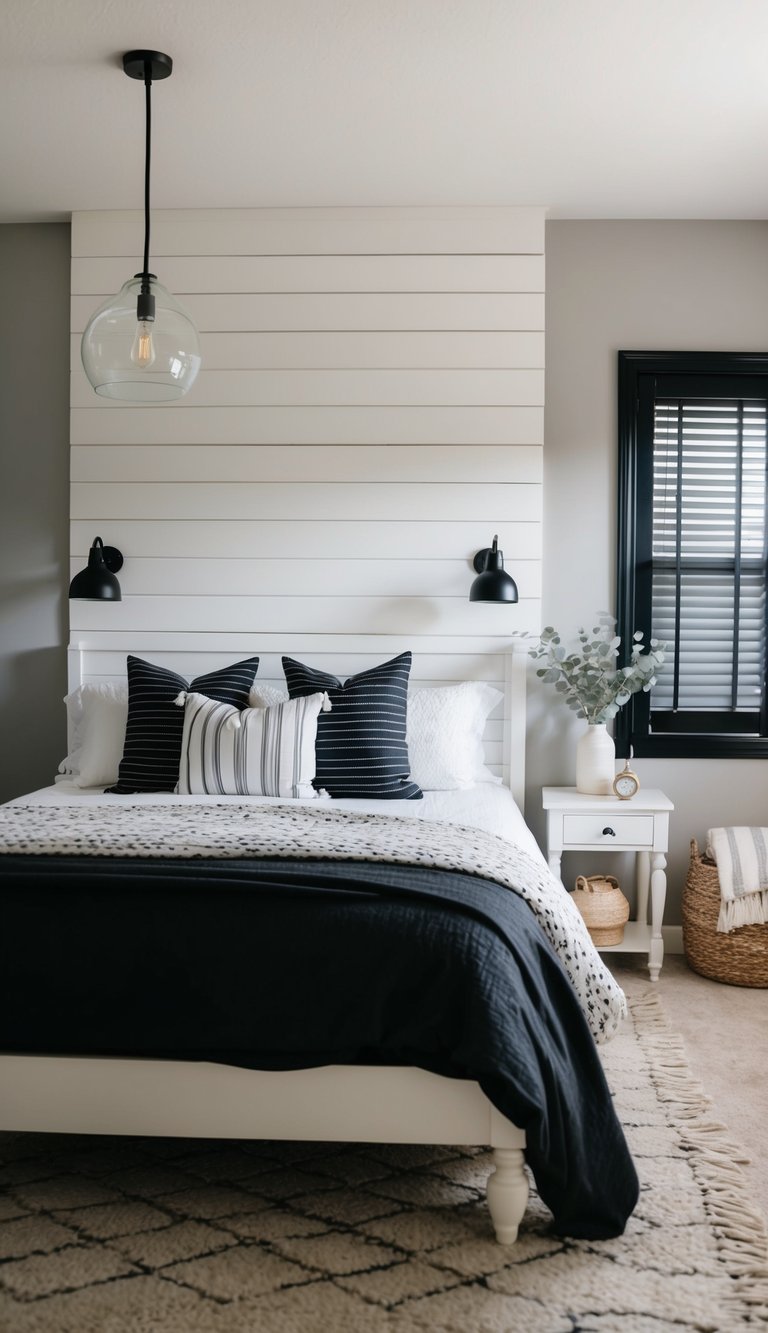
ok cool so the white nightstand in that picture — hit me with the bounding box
[542,786,674,981]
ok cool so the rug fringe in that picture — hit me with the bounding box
[628,991,768,1320]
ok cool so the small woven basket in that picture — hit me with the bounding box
[683,840,768,988]
[573,874,630,946]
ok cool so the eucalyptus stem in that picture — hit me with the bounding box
[530,615,666,726]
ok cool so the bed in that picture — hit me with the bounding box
[0,641,637,1244]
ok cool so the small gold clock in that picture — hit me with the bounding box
[612,759,640,801]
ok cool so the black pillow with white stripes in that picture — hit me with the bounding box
[107,654,259,793]
[283,651,423,800]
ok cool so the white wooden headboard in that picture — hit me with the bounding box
[68,636,528,810]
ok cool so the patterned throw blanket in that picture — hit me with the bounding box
[707,826,768,932]
[0,802,626,1040]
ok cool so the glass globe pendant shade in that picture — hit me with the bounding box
[81,274,201,402]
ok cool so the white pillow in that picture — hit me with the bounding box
[59,681,291,788]
[177,690,329,798]
[406,682,503,790]
[249,683,289,709]
[59,683,129,788]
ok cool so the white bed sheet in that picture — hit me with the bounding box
[9,782,544,866]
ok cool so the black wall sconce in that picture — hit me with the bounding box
[69,537,124,601]
[469,535,518,603]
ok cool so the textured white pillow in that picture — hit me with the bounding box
[249,683,289,708]
[177,690,329,798]
[57,697,84,779]
[406,682,503,790]
[59,683,129,787]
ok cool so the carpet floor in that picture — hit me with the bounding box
[617,955,768,1217]
[0,994,766,1333]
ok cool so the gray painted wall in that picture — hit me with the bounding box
[0,224,70,801]
[532,220,768,922]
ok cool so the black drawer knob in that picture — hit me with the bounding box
[602,826,616,837]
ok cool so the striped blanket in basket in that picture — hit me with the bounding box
[707,826,768,933]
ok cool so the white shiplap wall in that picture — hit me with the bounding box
[69,207,544,755]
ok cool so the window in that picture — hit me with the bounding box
[617,352,768,758]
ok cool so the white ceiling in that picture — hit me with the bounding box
[3,0,768,223]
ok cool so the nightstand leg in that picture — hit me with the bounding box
[637,851,650,925]
[548,852,562,881]
[649,852,667,981]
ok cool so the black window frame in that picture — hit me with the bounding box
[617,350,768,760]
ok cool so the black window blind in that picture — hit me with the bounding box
[650,396,767,729]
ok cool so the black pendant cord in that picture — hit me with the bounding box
[136,62,155,323]
[122,50,172,325]
[142,64,151,286]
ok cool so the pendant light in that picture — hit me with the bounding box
[80,51,201,402]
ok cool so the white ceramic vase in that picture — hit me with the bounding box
[576,723,615,795]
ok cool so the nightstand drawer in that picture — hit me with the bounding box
[561,814,655,847]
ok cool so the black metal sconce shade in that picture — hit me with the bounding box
[69,537,123,601]
[469,535,518,603]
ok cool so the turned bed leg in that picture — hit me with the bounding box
[487,1146,529,1244]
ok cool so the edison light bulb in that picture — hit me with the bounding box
[130,320,156,369]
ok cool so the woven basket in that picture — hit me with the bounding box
[573,874,630,946]
[683,840,768,988]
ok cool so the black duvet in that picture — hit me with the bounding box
[0,853,638,1238]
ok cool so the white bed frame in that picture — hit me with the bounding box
[0,639,530,1243]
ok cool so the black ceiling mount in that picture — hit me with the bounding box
[123,50,173,81]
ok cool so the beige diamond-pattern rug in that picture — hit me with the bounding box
[0,994,766,1333]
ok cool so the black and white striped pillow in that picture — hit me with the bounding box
[283,652,423,800]
[107,655,259,793]
[177,691,328,797]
